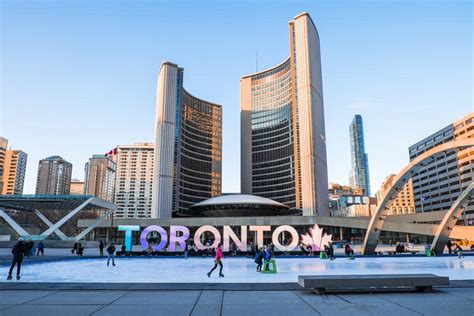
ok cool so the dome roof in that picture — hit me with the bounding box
[191,194,288,208]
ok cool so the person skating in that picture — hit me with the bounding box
[36,241,44,256]
[7,237,26,280]
[72,242,78,254]
[121,244,126,256]
[207,243,224,278]
[99,241,104,256]
[328,243,335,260]
[455,244,464,259]
[107,242,116,266]
[446,240,452,255]
[77,241,84,256]
[254,247,264,272]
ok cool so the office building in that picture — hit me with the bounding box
[153,62,222,218]
[376,174,415,215]
[240,12,328,216]
[349,114,371,196]
[115,143,154,218]
[70,179,85,195]
[1,149,27,195]
[408,112,473,217]
[0,138,8,193]
[35,156,72,195]
[84,154,115,202]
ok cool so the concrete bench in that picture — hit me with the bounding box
[298,274,449,295]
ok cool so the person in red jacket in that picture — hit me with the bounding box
[207,243,224,278]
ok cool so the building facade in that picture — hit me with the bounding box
[240,12,328,216]
[84,154,115,202]
[70,179,85,195]
[376,174,415,215]
[153,63,222,218]
[408,112,473,218]
[0,137,7,193]
[1,149,27,195]
[35,156,72,195]
[115,143,154,218]
[349,114,371,196]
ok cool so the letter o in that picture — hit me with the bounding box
[140,225,168,251]
[194,225,221,250]
[272,225,299,251]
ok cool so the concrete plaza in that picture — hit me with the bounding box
[0,286,473,316]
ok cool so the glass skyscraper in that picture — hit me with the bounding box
[240,13,329,216]
[153,62,222,218]
[349,114,371,196]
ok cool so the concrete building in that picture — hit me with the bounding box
[376,174,415,215]
[153,62,222,218]
[1,149,28,195]
[328,183,373,217]
[240,12,328,216]
[0,137,7,193]
[84,154,115,202]
[408,112,473,217]
[349,115,371,196]
[70,179,85,195]
[35,156,72,195]
[115,143,154,218]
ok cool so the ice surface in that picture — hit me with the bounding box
[1,256,473,283]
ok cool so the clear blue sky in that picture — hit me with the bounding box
[1,0,472,195]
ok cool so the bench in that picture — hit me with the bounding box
[298,274,449,295]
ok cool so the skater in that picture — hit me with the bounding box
[446,240,452,255]
[7,237,26,280]
[77,241,84,256]
[72,242,78,254]
[99,241,104,256]
[184,242,189,259]
[107,242,116,266]
[121,244,126,256]
[147,242,154,258]
[36,241,44,256]
[255,247,264,272]
[328,243,336,260]
[207,243,224,278]
[455,244,464,259]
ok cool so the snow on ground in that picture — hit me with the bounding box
[1,256,473,283]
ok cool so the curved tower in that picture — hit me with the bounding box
[153,62,222,218]
[240,13,328,216]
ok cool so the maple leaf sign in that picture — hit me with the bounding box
[300,224,333,252]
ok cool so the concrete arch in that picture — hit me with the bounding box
[430,182,474,254]
[361,139,474,255]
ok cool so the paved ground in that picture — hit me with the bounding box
[0,287,473,315]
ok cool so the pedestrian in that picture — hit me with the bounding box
[7,237,26,280]
[207,243,224,278]
[455,244,464,259]
[72,242,78,254]
[446,240,452,255]
[99,241,104,256]
[107,242,116,266]
[184,242,189,259]
[254,247,264,272]
[36,240,44,256]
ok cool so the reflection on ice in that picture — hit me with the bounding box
[1,256,473,283]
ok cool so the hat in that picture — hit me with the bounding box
[18,237,24,241]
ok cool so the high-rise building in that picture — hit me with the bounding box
[70,179,85,195]
[115,143,154,218]
[240,12,328,216]
[349,114,371,196]
[376,174,415,215]
[2,149,28,195]
[84,154,115,202]
[0,137,8,193]
[408,112,473,217]
[35,156,72,195]
[153,62,222,218]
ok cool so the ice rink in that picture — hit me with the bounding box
[1,255,473,283]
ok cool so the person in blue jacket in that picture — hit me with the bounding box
[254,247,264,272]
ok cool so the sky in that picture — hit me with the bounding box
[1,0,472,195]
